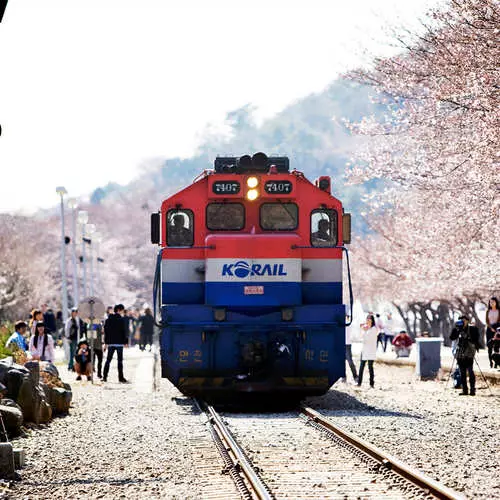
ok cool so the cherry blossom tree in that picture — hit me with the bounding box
[346,0,499,334]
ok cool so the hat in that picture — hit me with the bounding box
[71,307,78,312]
[77,339,89,348]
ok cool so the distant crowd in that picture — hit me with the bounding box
[345,297,500,392]
[5,303,156,384]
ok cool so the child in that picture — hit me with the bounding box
[75,339,92,381]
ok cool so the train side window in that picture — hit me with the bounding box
[206,203,245,230]
[167,209,194,247]
[260,203,298,230]
[311,209,337,247]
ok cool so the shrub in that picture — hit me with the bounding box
[0,322,14,360]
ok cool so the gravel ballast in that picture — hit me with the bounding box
[7,350,499,499]
[9,351,238,499]
[307,363,500,499]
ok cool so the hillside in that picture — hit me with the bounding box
[1,79,383,320]
[91,79,382,233]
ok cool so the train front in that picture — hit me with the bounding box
[151,153,352,400]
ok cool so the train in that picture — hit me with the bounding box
[151,152,353,401]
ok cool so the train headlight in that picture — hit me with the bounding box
[247,176,259,188]
[247,189,259,201]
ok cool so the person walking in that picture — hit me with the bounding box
[138,308,155,351]
[357,314,378,388]
[450,315,480,396]
[65,307,87,371]
[41,303,57,336]
[383,312,394,352]
[29,322,55,363]
[485,297,499,368]
[375,313,385,351]
[344,321,358,383]
[90,321,104,379]
[102,304,129,383]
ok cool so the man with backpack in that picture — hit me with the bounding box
[450,315,480,396]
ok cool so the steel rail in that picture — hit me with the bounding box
[204,404,274,500]
[300,406,465,500]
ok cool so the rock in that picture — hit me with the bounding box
[5,369,26,401]
[0,404,23,437]
[38,400,52,424]
[0,358,29,383]
[40,362,59,379]
[16,377,38,423]
[0,383,7,398]
[0,359,13,385]
[49,387,72,415]
[0,442,15,479]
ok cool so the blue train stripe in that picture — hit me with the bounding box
[162,282,204,304]
[206,281,301,306]
[302,282,342,304]
[161,282,342,306]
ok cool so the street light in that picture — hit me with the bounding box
[68,198,79,308]
[78,210,89,298]
[93,231,103,296]
[86,223,96,296]
[56,186,69,322]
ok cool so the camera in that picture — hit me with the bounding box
[455,320,465,329]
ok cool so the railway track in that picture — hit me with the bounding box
[198,401,465,500]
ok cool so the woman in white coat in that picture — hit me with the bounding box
[357,314,377,387]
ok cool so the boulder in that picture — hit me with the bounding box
[0,398,21,410]
[40,362,59,379]
[5,369,26,401]
[0,443,15,479]
[16,377,38,423]
[0,358,28,387]
[0,403,23,437]
[50,387,72,414]
[38,400,52,424]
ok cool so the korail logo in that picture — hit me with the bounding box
[222,261,287,278]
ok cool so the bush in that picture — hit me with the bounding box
[0,322,14,359]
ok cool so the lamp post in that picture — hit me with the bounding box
[86,223,96,296]
[56,186,69,322]
[67,198,79,308]
[93,231,102,296]
[78,210,89,298]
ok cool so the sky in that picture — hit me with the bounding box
[0,0,440,214]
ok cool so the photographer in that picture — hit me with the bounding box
[450,315,480,396]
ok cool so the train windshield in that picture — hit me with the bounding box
[311,209,337,246]
[206,203,245,230]
[260,203,298,230]
[167,209,194,246]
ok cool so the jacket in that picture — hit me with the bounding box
[361,326,378,360]
[450,325,480,360]
[139,314,154,336]
[104,313,128,345]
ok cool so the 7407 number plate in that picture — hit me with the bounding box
[244,285,264,295]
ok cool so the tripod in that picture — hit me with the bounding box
[446,344,494,396]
